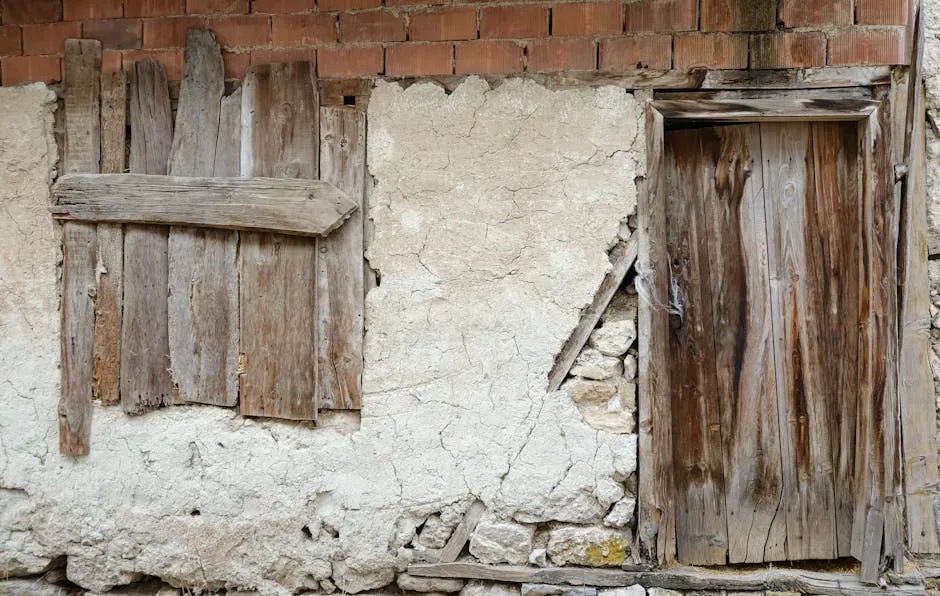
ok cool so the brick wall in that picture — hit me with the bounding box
[0,0,911,85]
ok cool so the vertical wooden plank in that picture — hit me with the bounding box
[318,107,365,410]
[60,38,101,455]
[166,29,239,407]
[663,127,728,566]
[214,88,242,177]
[122,59,174,415]
[637,107,676,566]
[239,62,319,420]
[93,71,126,406]
[697,124,784,564]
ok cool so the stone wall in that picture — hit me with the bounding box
[0,77,644,594]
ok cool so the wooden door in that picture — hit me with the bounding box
[663,121,864,565]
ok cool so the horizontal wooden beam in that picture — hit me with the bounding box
[651,98,879,122]
[407,562,924,595]
[51,173,357,237]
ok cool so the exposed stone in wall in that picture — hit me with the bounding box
[924,0,940,246]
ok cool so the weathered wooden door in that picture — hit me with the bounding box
[662,121,871,565]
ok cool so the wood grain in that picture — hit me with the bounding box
[214,88,242,178]
[122,59,174,416]
[652,98,877,122]
[439,501,486,563]
[239,62,320,420]
[318,108,365,409]
[64,39,101,175]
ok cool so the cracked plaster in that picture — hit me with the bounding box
[0,77,642,594]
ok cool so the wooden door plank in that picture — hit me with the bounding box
[239,62,320,420]
[637,107,676,565]
[318,107,365,410]
[663,127,728,565]
[166,29,238,407]
[696,124,783,564]
[60,38,101,455]
[214,88,242,177]
[122,59,174,415]
[92,71,127,406]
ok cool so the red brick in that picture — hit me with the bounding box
[456,40,522,73]
[272,13,334,45]
[125,0,185,17]
[828,28,905,66]
[385,0,445,7]
[599,34,671,70]
[552,2,621,37]
[186,0,248,14]
[317,0,380,10]
[857,0,908,25]
[480,6,548,39]
[410,6,477,41]
[385,42,452,75]
[625,0,697,32]
[101,48,121,71]
[674,33,748,69]
[340,11,405,42]
[750,32,825,69]
[63,0,122,21]
[250,46,314,64]
[145,15,270,48]
[22,21,80,55]
[0,25,21,55]
[778,0,852,27]
[143,16,201,46]
[83,19,143,50]
[250,0,314,13]
[2,54,60,83]
[221,49,249,77]
[526,38,594,71]
[317,44,382,76]
[2,0,62,25]
[122,48,183,78]
[701,0,774,32]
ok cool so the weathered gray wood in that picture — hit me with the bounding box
[548,234,637,392]
[637,106,675,565]
[60,38,101,455]
[239,61,320,420]
[214,88,242,177]
[655,87,875,101]
[92,71,126,406]
[318,108,365,410]
[167,28,237,407]
[122,59,173,416]
[51,174,356,236]
[439,500,485,563]
[652,98,877,122]
[407,562,924,594]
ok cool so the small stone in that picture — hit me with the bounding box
[571,348,623,380]
[528,548,548,567]
[469,519,534,565]
[579,401,635,434]
[646,590,681,596]
[603,498,636,528]
[0,580,70,596]
[622,354,637,380]
[546,526,631,567]
[522,585,563,596]
[460,581,521,596]
[589,320,637,357]
[397,573,466,593]
[599,587,645,596]
[562,378,617,404]
[320,579,337,594]
[417,514,452,549]
[617,380,637,412]
[603,292,638,324]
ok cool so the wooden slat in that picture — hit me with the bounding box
[439,501,486,563]
[214,88,242,177]
[651,99,877,122]
[167,29,237,407]
[898,0,939,552]
[99,71,126,174]
[637,106,675,565]
[60,38,101,455]
[122,59,174,415]
[663,127,728,565]
[318,108,365,410]
[239,61,320,420]
[51,174,356,236]
[547,234,638,392]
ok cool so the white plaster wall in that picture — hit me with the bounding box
[0,77,643,594]
[924,0,940,242]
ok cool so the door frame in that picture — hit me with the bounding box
[635,95,901,579]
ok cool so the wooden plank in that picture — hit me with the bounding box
[439,500,485,563]
[51,174,356,236]
[547,234,638,392]
[318,108,366,409]
[637,106,676,565]
[167,29,236,407]
[59,38,101,455]
[663,127,728,565]
[655,88,876,101]
[214,88,242,177]
[92,71,126,407]
[122,59,174,416]
[899,1,939,552]
[239,61,320,420]
[651,99,877,122]
[406,563,925,594]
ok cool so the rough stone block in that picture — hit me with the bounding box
[546,526,631,567]
[589,320,637,357]
[460,581,522,596]
[469,519,535,565]
[571,347,624,380]
[598,587,645,596]
[603,497,636,528]
[562,377,618,404]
